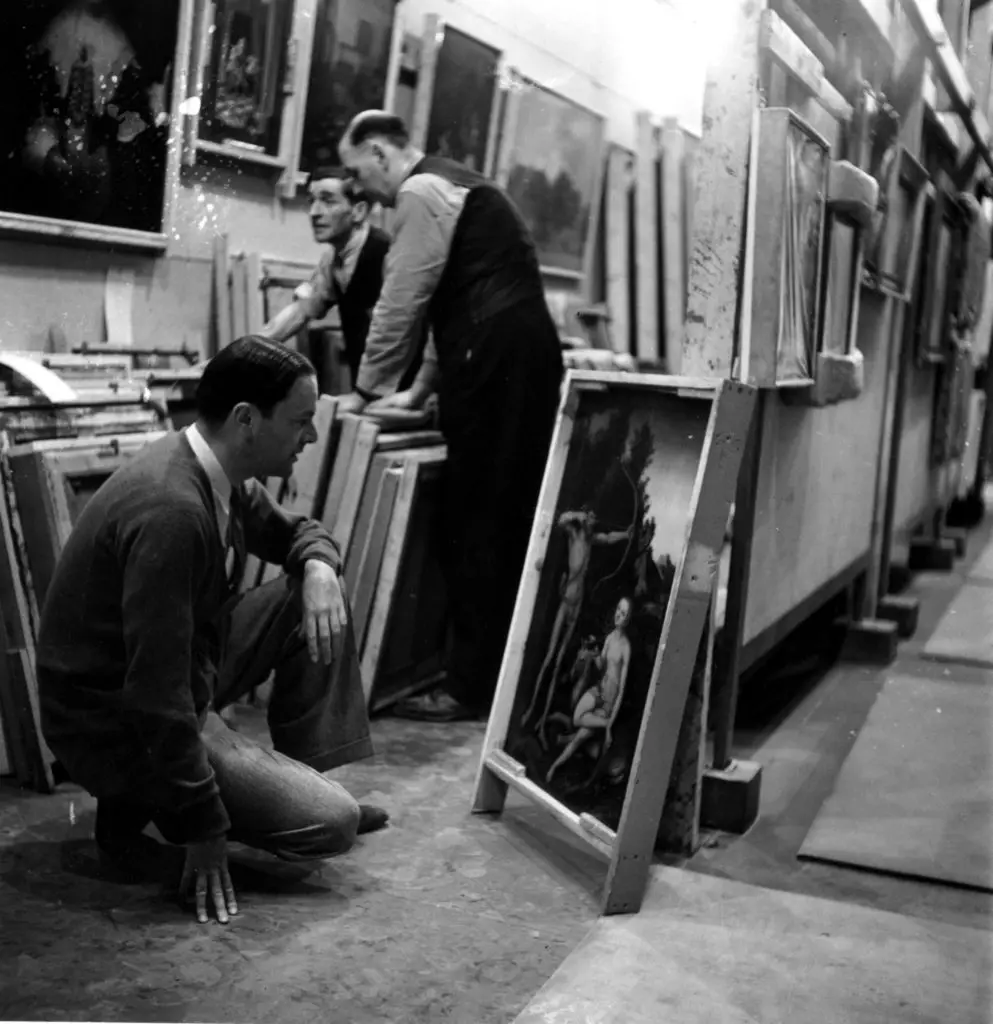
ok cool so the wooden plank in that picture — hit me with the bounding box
[680,0,763,380]
[605,146,633,355]
[337,419,381,563]
[322,414,361,535]
[409,14,441,151]
[759,9,853,121]
[229,254,249,342]
[243,251,265,336]
[345,451,398,596]
[634,111,659,363]
[353,465,403,654]
[602,380,755,914]
[360,449,447,702]
[0,439,53,792]
[374,430,445,451]
[660,120,686,373]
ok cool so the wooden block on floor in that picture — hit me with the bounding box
[837,616,898,665]
[700,759,762,834]
[908,537,956,572]
[942,527,967,558]
[876,594,920,638]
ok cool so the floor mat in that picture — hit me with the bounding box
[922,582,993,668]
[797,673,993,893]
[514,866,993,1024]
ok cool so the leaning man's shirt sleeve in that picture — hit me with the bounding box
[355,176,461,397]
[294,250,337,321]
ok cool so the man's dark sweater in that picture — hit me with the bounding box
[36,431,340,842]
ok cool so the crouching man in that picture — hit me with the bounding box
[36,336,387,925]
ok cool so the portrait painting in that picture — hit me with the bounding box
[502,385,711,831]
[424,26,500,174]
[0,0,180,234]
[297,0,397,177]
[500,79,606,275]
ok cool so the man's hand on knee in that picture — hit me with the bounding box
[180,836,238,924]
[302,560,347,665]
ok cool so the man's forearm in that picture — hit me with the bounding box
[259,302,312,343]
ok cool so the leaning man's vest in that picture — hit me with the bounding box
[408,156,548,363]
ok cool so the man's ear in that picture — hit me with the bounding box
[232,402,256,432]
[351,199,371,225]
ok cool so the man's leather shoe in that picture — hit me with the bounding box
[391,687,477,722]
[357,804,389,834]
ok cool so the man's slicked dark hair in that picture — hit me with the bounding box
[345,111,410,149]
[196,335,316,426]
[309,166,371,206]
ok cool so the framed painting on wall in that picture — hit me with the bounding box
[494,72,607,280]
[916,186,964,365]
[423,25,501,174]
[296,0,398,178]
[194,0,294,160]
[473,371,756,915]
[0,0,184,247]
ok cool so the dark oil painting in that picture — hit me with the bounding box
[424,26,500,174]
[298,0,396,177]
[0,0,179,234]
[504,388,710,831]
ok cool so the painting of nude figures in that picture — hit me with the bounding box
[502,386,710,830]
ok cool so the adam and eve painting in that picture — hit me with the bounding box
[503,387,710,830]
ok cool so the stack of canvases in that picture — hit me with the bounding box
[235,396,449,713]
[0,385,170,788]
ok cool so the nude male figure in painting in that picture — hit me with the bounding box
[546,596,633,784]
[519,509,632,745]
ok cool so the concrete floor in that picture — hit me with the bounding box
[2,526,992,1022]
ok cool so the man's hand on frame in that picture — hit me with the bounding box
[302,560,346,665]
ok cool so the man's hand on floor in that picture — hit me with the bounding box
[303,560,346,664]
[180,836,238,924]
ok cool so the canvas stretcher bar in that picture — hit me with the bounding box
[471,371,756,916]
[605,146,633,354]
[408,14,441,151]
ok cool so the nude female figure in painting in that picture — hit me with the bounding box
[545,596,633,784]
[518,509,632,740]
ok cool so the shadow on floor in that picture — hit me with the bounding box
[0,715,600,1024]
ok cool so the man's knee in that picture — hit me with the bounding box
[264,784,361,860]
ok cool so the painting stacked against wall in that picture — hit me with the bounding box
[502,387,710,830]
[197,0,293,158]
[297,0,397,177]
[424,26,500,173]
[0,0,180,233]
[498,78,606,276]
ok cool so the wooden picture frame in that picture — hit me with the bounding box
[740,107,829,388]
[494,70,607,287]
[862,148,931,301]
[8,433,167,608]
[0,0,194,253]
[472,371,756,916]
[916,183,965,365]
[360,446,447,705]
[604,144,635,356]
[422,23,502,175]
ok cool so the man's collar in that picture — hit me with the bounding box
[335,221,370,263]
[185,423,233,514]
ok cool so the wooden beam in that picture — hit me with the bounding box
[634,112,659,363]
[660,121,686,373]
[605,146,633,355]
[759,10,854,121]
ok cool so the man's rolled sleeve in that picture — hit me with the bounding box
[355,181,458,396]
[294,253,337,321]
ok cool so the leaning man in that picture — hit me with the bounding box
[37,336,387,925]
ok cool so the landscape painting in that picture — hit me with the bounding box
[424,26,500,173]
[502,385,710,830]
[501,79,606,275]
